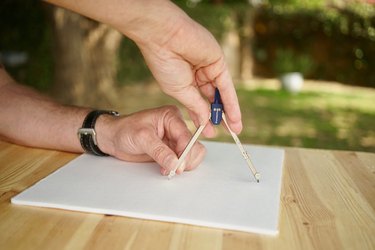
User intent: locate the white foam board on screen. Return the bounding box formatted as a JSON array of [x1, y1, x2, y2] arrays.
[[12, 141, 284, 235]]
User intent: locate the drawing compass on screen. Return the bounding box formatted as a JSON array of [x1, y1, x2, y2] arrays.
[[168, 88, 261, 182]]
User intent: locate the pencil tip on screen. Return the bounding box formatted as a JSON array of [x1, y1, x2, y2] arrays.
[[254, 172, 261, 183], [167, 170, 175, 180]]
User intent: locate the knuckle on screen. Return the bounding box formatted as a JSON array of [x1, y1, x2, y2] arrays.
[[163, 105, 183, 121]]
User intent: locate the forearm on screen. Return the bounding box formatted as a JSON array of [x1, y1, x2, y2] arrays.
[[44, 0, 185, 45], [0, 68, 88, 152]]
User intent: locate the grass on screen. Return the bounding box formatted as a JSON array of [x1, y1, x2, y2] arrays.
[[115, 80, 375, 153], [218, 82, 375, 152]]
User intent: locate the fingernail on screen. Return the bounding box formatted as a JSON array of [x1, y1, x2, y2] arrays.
[[161, 168, 168, 176], [234, 122, 243, 134]]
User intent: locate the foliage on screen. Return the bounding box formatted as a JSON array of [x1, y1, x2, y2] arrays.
[[0, 0, 53, 90], [272, 49, 314, 75], [116, 38, 152, 85], [177, 0, 249, 7], [2, 0, 374, 90], [176, 1, 233, 41], [0, 0, 46, 51], [253, 2, 375, 87], [267, 0, 325, 8]]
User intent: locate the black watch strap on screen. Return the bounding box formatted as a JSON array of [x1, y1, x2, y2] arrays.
[[77, 110, 119, 156]]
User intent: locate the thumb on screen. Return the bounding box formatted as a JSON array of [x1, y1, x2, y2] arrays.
[[142, 133, 179, 172]]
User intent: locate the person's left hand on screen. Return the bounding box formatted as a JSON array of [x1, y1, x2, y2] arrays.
[[96, 105, 206, 175]]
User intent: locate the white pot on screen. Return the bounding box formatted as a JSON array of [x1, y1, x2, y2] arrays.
[[279, 72, 304, 93]]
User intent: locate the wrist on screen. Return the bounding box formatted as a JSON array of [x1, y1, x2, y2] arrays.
[[94, 112, 119, 156], [77, 110, 119, 156], [115, 0, 187, 47]]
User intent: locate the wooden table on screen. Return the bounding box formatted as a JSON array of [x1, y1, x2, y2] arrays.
[[0, 140, 374, 250]]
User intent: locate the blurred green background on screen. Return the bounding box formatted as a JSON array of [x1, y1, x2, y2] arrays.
[[0, 0, 374, 152]]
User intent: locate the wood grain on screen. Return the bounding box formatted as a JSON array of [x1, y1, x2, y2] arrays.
[[0, 140, 374, 250]]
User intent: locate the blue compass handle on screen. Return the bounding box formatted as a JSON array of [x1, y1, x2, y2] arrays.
[[211, 88, 223, 125]]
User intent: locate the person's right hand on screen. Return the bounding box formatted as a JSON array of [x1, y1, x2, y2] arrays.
[[115, 0, 243, 137], [96, 105, 206, 176]]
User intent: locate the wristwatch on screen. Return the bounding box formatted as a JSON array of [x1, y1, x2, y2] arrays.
[[77, 110, 119, 156]]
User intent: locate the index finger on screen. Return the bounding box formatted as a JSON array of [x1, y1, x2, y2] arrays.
[[196, 60, 243, 134], [215, 69, 242, 134]]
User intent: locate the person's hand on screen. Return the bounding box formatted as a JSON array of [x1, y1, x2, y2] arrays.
[[96, 106, 206, 175], [118, 1, 243, 137]]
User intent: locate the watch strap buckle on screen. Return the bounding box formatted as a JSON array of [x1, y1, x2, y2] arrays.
[[78, 110, 118, 156], [77, 128, 98, 145]]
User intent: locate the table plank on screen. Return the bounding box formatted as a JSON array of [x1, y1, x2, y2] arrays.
[[0, 140, 374, 250]]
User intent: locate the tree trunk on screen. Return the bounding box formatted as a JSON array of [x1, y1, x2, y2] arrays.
[[50, 7, 122, 108], [239, 8, 254, 81], [221, 8, 255, 82], [221, 11, 241, 81]]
